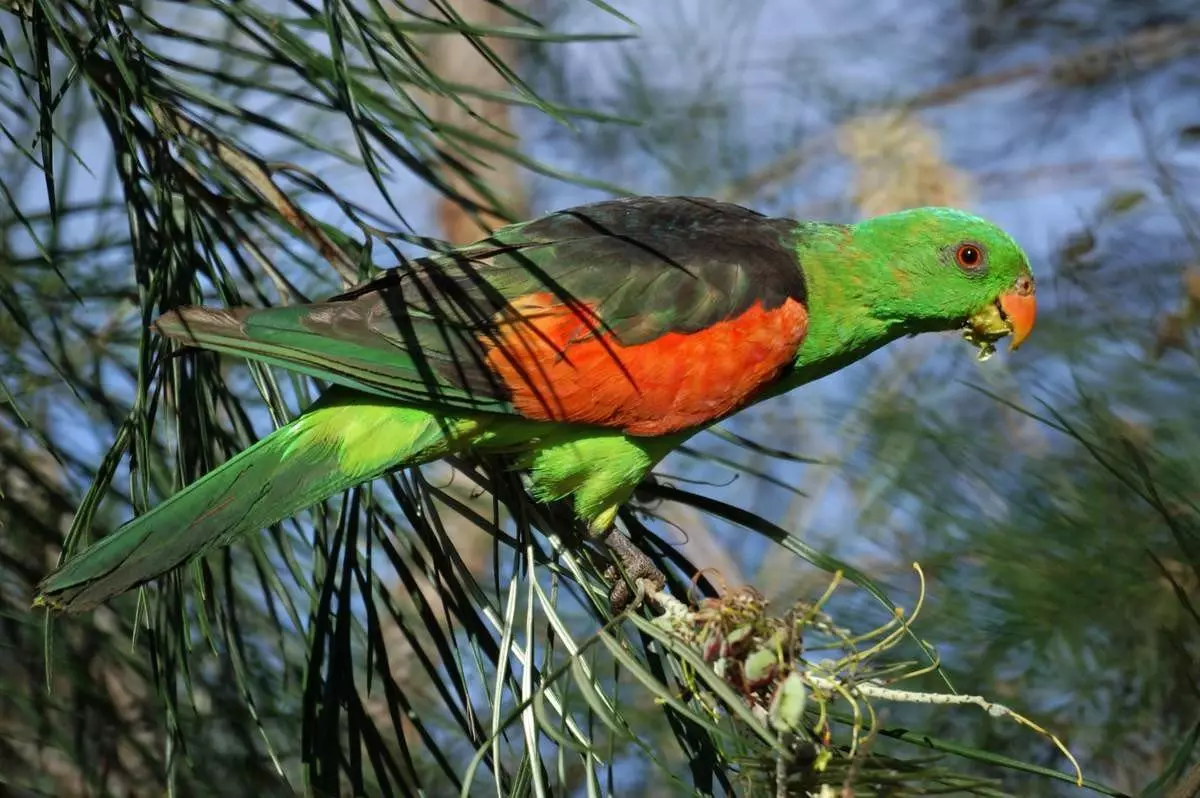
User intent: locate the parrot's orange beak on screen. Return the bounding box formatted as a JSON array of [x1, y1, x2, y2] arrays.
[[999, 277, 1036, 351], [964, 275, 1037, 358]]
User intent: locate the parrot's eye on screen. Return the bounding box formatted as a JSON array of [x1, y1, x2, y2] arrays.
[[955, 244, 983, 269]]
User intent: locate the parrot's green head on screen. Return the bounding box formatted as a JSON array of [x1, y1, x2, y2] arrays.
[[848, 207, 1037, 356]]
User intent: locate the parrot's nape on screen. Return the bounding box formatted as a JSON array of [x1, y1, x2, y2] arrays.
[[36, 196, 1036, 613]]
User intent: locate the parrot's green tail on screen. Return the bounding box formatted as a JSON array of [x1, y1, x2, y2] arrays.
[[36, 392, 488, 612]]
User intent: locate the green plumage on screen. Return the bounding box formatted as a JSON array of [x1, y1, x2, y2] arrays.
[[39, 393, 488, 609], [36, 197, 1035, 612]]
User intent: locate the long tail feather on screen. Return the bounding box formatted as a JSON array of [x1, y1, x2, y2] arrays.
[[36, 393, 486, 612]]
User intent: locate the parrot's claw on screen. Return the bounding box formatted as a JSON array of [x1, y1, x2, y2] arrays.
[[602, 528, 667, 614]]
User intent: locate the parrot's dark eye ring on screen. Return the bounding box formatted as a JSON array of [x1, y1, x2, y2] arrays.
[[955, 243, 984, 270]]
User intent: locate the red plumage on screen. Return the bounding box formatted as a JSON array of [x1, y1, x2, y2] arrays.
[[483, 292, 808, 435]]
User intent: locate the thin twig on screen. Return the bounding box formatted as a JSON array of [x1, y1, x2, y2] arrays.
[[805, 675, 1084, 787]]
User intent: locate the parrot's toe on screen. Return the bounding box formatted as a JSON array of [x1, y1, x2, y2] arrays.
[[602, 528, 667, 613]]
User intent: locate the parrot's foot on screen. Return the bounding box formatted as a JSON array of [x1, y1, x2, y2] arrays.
[[602, 528, 666, 614]]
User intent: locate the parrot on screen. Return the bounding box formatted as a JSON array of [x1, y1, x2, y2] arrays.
[[35, 196, 1036, 612]]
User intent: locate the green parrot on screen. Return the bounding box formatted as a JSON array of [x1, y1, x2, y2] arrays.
[[35, 196, 1036, 612]]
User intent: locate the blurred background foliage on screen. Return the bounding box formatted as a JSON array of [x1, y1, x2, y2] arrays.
[[2, 0, 1200, 795]]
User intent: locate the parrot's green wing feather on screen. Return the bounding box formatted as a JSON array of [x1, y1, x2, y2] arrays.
[[156, 196, 809, 420]]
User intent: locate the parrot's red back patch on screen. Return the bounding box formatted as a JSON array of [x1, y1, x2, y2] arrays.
[[482, 292, 808, 435]]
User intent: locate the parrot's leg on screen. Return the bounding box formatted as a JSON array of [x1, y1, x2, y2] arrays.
[[524, 430, 686, 612]]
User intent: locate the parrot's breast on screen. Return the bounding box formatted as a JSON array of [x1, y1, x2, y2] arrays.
[[481, 293, 808, 435]]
